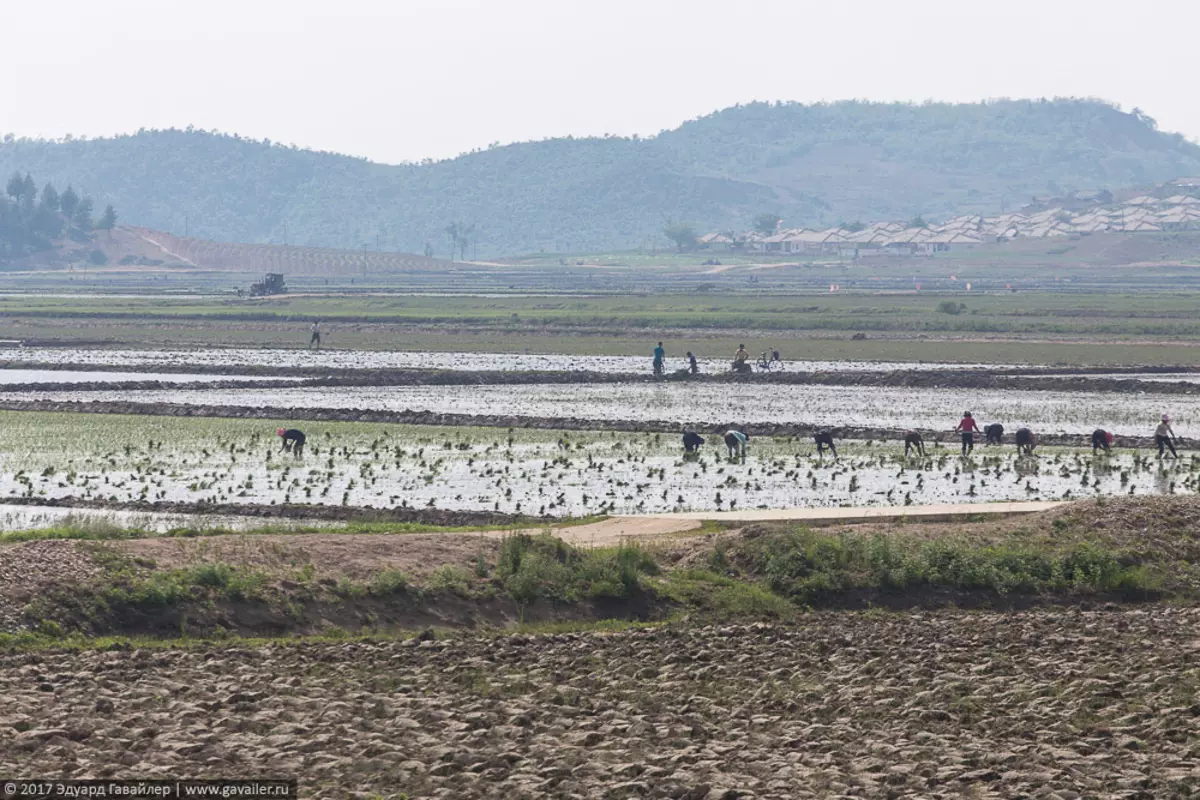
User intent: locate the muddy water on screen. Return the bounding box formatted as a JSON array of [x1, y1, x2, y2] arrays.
[[0, 424, 1194, 517], [6, 348, 1008, 375], [7, 383, 1192, 437]]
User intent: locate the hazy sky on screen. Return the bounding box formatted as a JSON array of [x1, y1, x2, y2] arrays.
[[5, 0, 1198, 164]]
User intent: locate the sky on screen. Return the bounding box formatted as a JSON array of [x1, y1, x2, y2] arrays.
[[4, 0, 1198, 165]]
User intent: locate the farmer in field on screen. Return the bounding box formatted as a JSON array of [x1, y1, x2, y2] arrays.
[[814, 430, 838, 459], [904, 430, 926, 457], [732, 343, 750, 371], [277, 427, 306, 458], [653, 341, 666, 376], [1155, 415, 1179, 458], [309, 320, 321, 349], [724, 429, 748, 459], [1091, 428, 1115, 455], [682, 430, 705, 453], [984, 423, 1004, 446], [1015, 428, 1037, 456], [687, 351, 699, 375], [955, 411, 980, 455]]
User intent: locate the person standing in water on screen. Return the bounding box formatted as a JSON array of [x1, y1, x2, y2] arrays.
[[1155, 415, 1179, 458], [687, 351, 699, 375], [309, 320, 321, 349], [955, 411, 980, 455], [652, 341, 665, 376]]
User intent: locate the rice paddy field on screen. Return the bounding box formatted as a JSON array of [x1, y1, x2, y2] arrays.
[[5, 290, 1200, 799], [5, 382, 1193, 436], [4, 347, 1001, 375], [0, 411, 1194, 520]]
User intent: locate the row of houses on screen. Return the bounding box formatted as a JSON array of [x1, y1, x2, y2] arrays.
[[700, 193, 1200, 257]]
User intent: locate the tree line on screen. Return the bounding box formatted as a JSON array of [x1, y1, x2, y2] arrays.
[[0, 172, 116, 261]]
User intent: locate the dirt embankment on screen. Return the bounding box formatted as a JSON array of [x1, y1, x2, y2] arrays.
[[0, 496, 546, 528], [0, 397, 1186, 450]]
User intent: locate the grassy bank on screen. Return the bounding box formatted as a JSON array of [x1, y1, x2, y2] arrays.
[[8, 496, 1195, 641]]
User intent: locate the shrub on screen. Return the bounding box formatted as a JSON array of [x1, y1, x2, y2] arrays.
[[937, 300, 966, 315], [428, 565, 470, 594], [369, 569, 409, 596], [88, 249, 108, 265]]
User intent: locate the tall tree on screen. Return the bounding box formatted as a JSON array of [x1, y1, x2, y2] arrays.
[[99, 204, 118, 238], [5, 172, 24, 207], [457, 223, 475, 260], [74, 196, 94, 229], [663, 223, 698, 253], [753, 213, 781, 236], [60, 186, 79, 221], [444, 221, 459, 262], [40, 183, 59, 213], [4, 172, 21, 204]]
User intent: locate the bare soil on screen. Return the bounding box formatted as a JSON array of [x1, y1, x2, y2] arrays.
[[2, 613, 1198, 798]]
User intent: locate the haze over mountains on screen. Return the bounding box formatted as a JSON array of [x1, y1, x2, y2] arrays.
[[3, 99, 1199, 257]]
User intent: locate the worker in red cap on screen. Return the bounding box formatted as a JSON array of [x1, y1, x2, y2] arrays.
[[277, 427, 306, 458]]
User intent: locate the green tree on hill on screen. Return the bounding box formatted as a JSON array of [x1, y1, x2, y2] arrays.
[[100, 204, 117, 238], [74, 196, 94, 230], [60, 186, 79, 221], [753, 213, 781, 236], [664, 222, 698, 252], [4, 172, 22, 203], [40, 183, 59, 213]]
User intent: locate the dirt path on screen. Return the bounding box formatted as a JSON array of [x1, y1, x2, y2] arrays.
[[648, 500, 1066, 525]]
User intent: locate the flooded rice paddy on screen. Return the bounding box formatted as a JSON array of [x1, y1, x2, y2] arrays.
[[3, 348, 1007, 375], [6, 382, 1191, 437], [0, 413, 1193, 518]]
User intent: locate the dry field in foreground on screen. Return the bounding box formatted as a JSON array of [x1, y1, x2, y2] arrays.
[[2, 609, 1198, 799]]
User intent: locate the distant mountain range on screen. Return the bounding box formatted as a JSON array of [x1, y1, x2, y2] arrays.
[[3, 99, 1199, 257]]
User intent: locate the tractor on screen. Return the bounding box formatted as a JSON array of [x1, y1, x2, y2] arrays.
[[249, 273, 287, 297]]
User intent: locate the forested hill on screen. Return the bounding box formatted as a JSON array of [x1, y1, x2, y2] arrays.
[[3, 99, 1199, 257]]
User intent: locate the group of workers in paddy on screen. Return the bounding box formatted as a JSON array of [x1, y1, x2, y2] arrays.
[[652, 341, 781, 376], [659, 343, 1183, 462], [683, 412, 1182, 464]]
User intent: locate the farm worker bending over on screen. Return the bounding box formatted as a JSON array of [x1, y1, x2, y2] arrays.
[[310, 320, 321, 349], [904, 430, 926, 457], [1155, 415, 1179, 458], [1092, 429, 1115, 455], [955, 411, 980, 455], [1015, 428, 1037, 456], [687, 352, 699, 375], [984, 423, 1004, 446], [278, 428, 306, 458], [724, 429, 748, 459], [653, 342, 665, 376], [814, 430, 838, 459]]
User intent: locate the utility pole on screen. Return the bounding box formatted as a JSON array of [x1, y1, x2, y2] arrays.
[[362, 244, 368, 279], [283, 222, 288, 245], [185, 216, 189, 237]]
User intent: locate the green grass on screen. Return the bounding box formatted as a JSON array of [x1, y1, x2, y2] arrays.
[[496, 533, 659, 613], [732, 526, 1154, 602], [0, 513, 609, 545]]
